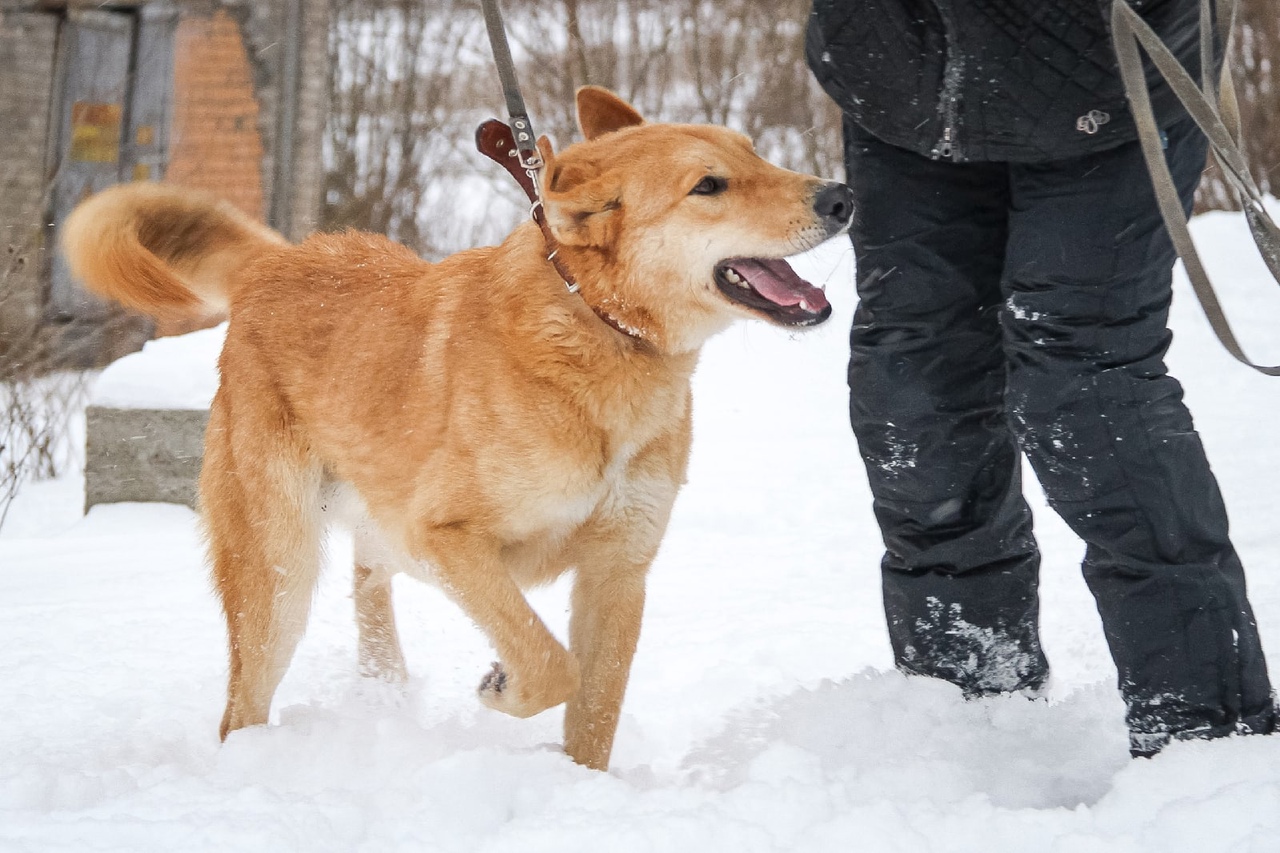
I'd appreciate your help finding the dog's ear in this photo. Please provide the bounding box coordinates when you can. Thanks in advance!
[576,86,645,141]
[543,182,621,247]
[536,135,557,172]
[541,155,621,248]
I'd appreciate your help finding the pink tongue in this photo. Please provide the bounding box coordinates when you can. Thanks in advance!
[726,258,830,312]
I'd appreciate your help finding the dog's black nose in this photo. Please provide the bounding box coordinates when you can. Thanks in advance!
[813,182,855,232]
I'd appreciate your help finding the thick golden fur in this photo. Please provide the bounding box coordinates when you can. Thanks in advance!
[62,88,846,770]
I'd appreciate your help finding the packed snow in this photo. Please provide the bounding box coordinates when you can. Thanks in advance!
[3,211,1280,851]
[90,323,225,411]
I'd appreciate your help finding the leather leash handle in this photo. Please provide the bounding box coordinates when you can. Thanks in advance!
[480,0,540,166]
[476,119,539,202]
[475,1,582,295]
[474,2,650,345]
[1112,0,1280,375]
[476,119,581,293]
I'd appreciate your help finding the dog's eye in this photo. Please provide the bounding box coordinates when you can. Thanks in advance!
[689,176,727,196]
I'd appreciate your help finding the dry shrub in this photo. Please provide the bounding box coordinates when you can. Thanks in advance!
[1,214,147,530]
[321,0,843,259]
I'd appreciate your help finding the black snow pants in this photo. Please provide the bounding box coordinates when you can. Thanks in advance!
[843,116,1276,754]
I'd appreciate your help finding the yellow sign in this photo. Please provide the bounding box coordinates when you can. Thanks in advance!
[70,102,122,164]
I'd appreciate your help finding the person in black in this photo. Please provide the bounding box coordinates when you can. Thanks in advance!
[806,0,1276,756]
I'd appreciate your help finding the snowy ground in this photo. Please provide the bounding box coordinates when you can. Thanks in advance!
[3,211,1280,851]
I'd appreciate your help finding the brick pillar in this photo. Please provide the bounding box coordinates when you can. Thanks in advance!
[165,9,266,221]
[155,8,266,336]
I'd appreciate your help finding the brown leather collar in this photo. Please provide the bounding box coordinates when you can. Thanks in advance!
[475,120,648,346]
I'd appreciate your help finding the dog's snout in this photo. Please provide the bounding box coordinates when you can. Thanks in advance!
[813,182,855,233]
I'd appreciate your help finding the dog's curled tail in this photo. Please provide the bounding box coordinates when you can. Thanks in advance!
[61,182,288,319]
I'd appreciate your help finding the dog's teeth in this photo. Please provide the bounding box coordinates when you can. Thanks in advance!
[800,299,812,312]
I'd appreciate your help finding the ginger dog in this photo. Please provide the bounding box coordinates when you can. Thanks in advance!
[62,87,853,770]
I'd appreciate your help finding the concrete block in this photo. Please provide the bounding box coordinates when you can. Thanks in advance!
[84,406,208,511]
[83,323,223,510]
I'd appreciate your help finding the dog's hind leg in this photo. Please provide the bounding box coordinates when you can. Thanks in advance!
[204,398,326,741]
[353,560,407,682]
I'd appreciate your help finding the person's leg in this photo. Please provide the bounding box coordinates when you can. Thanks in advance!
[1003,118,1275,754]
[844,119,1048,696]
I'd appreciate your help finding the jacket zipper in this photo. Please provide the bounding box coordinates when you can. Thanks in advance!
[931,0,962,161]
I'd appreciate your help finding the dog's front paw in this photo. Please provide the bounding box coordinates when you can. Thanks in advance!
[477,653,580,718]
[479,661,508,696]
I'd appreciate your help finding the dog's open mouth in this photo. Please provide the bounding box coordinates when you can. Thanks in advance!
[714,258,832,327]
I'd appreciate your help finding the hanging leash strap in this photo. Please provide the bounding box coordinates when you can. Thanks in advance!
[475,0,580,294]
[474,0,650,345]
[1112,0,1280,375]
[479,0,538,167]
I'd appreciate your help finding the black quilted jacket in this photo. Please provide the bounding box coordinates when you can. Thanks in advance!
[806,0,1205,162]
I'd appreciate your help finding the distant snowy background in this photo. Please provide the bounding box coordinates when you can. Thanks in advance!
[2,208,1280,851]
